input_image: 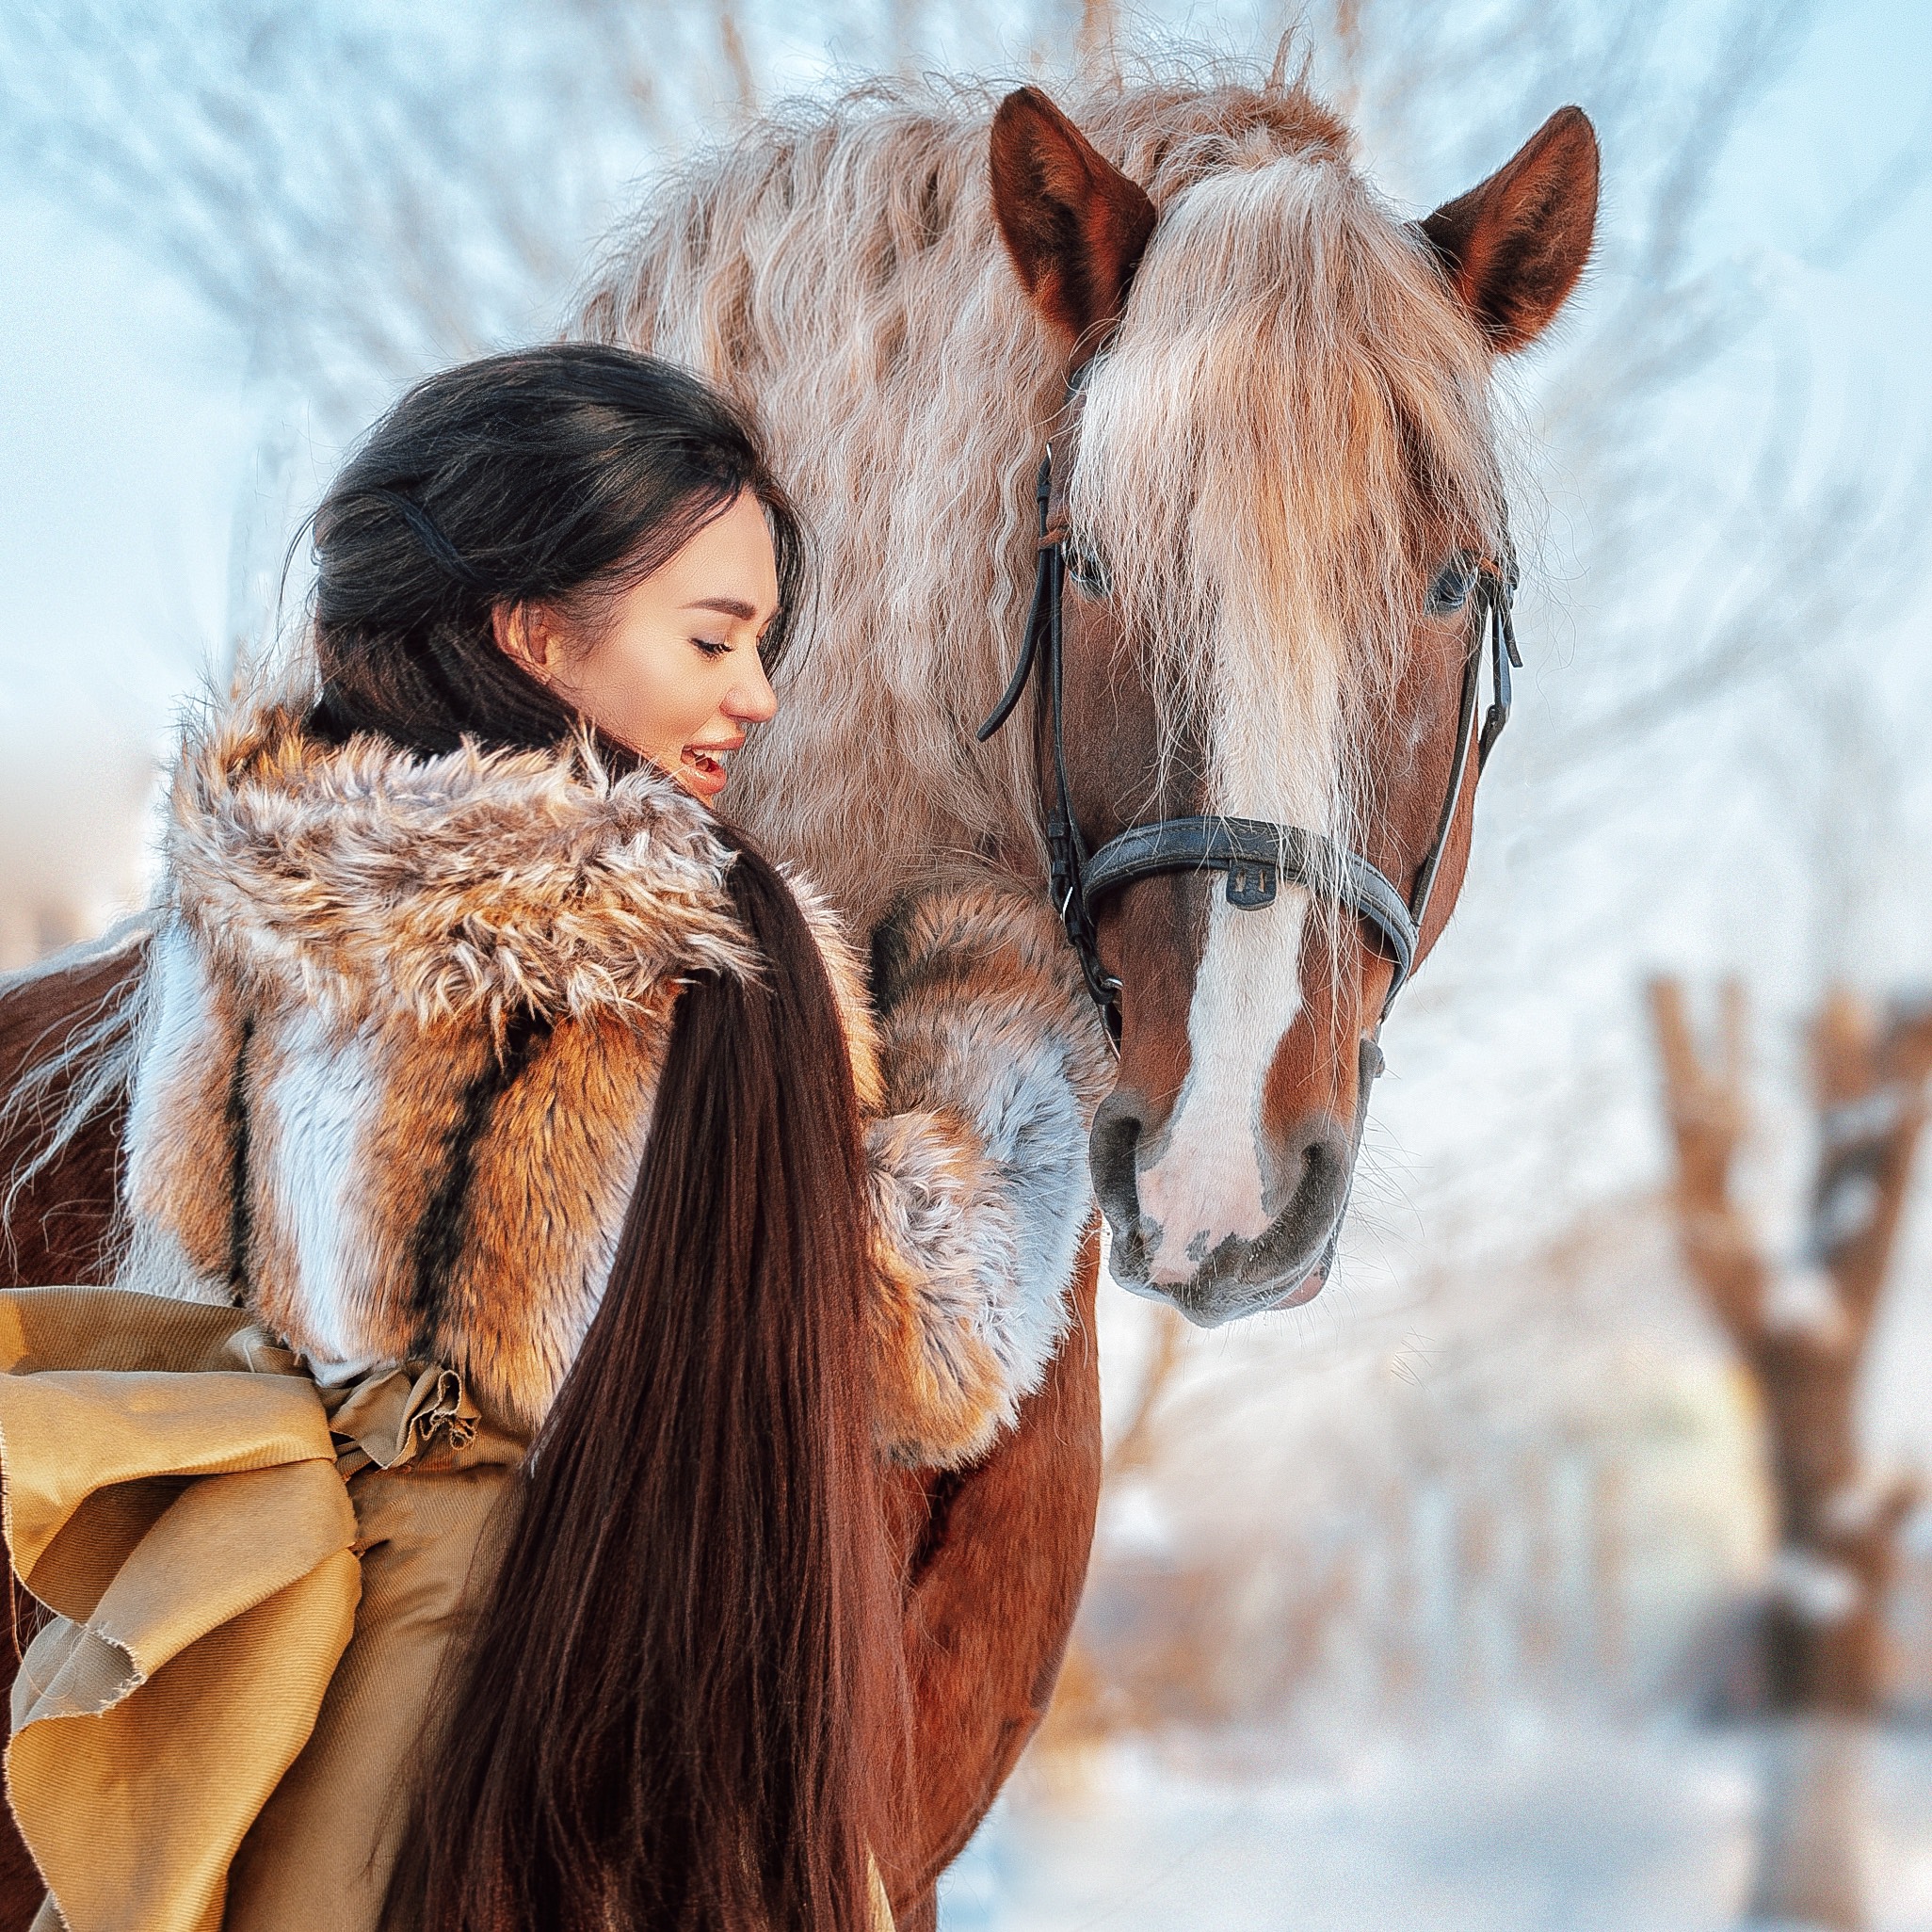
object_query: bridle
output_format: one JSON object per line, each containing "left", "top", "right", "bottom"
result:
{"left": 977, "top": 366, "right": 1521, "bottom": 1052}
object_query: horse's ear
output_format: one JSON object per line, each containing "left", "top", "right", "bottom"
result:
{"left": 990, "top": 87, "right": 1157, "bottom": 349}
{"left": 1418, "top": 106, "right": 1599, "bottom": 354}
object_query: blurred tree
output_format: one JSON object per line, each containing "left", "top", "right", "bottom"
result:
{"left": 1649, "top": 976, "right": 1931, "bottom": 1931}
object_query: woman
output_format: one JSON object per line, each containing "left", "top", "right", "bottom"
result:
{"left": 0, "top": 345, "right": 1108, "bottom": 1932}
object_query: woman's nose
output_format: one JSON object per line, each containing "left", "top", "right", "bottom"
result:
{"left": 727, "top": 660, "right": 779, "bottom": 724}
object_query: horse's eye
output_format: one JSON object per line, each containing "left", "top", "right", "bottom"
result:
{"left": 1427, "top": 554, "right": 1477, "bottom": 616}
{"left": 1066, "top": 547, "right": 1112, "bottom": 600}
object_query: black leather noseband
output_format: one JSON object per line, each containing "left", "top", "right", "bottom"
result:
{"left": 977, "top": 378, "right": 1521, "bottom": 1049}
{"left": 1083, "top": 817, "right": 1424, "bottom": 988}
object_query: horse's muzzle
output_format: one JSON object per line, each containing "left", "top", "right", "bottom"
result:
{"left": 1088, "top": 1092, "right": 1355, "bottom": 1325}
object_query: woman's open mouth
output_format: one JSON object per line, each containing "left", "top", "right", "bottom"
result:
{"left": 679, "top": 744, "right": 733, "bottom": 799}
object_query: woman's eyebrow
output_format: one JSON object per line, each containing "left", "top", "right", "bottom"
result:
{"left": 681, "top": 596, "right": 762, "bottom": 620}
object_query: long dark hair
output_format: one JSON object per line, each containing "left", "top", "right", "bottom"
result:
{"left": 306, "top": 346, "right": 902, "bottom": 1930}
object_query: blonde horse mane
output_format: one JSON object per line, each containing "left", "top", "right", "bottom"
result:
{"left": 0, "top": 913, "right": 153, "bottom": 1256}
{"left": 576, "top": 64, "right": 1505, "bottom": 930}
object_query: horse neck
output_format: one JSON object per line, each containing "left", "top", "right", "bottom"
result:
{"left": 582, "top": 142, "right": 1063, "bottom": 922}
{"left": 727, "top": 682, "right": 1038, "bottom": 933}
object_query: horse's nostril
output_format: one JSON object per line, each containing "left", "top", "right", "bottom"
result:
{"left": 1087, "top": 1090, "right": 1145, "bottom": 1237}
{"left": 1298, "top": 1130, "right": 1344, "bottom": 1202}
{"left": 1245, "top": 1117, "right": 1354, "bottom": 1287}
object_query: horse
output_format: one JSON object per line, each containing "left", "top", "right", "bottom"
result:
{"left": 0, "top": 67, "right": 1596, "bottom": 1930}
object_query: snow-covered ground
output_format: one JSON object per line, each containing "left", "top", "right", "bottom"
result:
{"left": 940, "top": 1717, "right": 1932, "bottom": 1932}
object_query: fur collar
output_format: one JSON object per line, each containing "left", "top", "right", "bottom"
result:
{"left": 164, "top": 687, "right": 759, "bottom": 1040}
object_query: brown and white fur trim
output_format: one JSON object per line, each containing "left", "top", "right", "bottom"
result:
{"left": 120, "top": 689, "right": 1106, "bottom": 1464}
{"left": 863, "top": 886, "right": 1114, "bottom": 1462}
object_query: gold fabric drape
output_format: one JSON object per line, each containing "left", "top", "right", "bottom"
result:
{"left": 0, "top": 1288, "right": 895, "bottom": 1932}
{"left": 0, "top": 1288, "right": 521, "bottom": 1932}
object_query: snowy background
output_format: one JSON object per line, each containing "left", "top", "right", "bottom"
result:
{"left": 944, "top": 1726, "right": 1932, "bottom": 1931}
{"left": 2, "top": 1, "right": 1929, "bottom": 1925}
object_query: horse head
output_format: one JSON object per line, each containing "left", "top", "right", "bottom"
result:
{"left": 987, "top": 87, "right": 1598, "bottom": 1325}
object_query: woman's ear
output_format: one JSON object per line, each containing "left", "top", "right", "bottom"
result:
{"left": 492, "top": 603, "right": 555, "bottom": 679}
{"left": 1417, "top": 105, "right": 1599, "bottom": 354}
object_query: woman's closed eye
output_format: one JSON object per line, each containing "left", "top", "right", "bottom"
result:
{"left": 691, "top": 636, "right": 733, "bottom": 658}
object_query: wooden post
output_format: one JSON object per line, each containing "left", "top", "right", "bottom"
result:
{"left": 1588, "top": 1452, "right": 1629, "bottom": 1701}
{"left": 1377, "top": 1475, "right": 1423, "bottom": 1719}
{"left": 1518, "top": 1447, "right": 1562, "bottom": 1699}
{"left": 1456, "top": 1465, "right": 1499, "bottom": 1706}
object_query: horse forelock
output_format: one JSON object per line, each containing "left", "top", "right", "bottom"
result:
{"left": 574, "top": 68, "right": 1506, "bottom": 932}
{"left": 1070, "top": 137, "right": 1505, "bottom": 879}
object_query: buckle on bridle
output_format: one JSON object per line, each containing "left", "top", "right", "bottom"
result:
{"left": 1225, "top": 860, "right": 1279, "bottom": 909}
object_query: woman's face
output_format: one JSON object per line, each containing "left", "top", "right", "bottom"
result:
{"left": 494, "top": 489, "right": 781, "bottom": 804}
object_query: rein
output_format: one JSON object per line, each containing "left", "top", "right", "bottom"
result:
{"left": 977, "top": 375, "right": 1521, "bottom": 1049}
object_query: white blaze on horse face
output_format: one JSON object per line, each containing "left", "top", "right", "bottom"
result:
{"left": 1132, "top": 593, "right": 1346, "bottom": 1283}
{"left": 1057, "top": 153, "right": 1404, "bottom": 1285}
{"left": 1135, "top": 888, "right": 1311, "bottom": 1280}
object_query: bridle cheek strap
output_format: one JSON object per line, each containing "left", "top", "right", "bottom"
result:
{"left": 978, "top": 419, "right": 1521, "bottom": 1050}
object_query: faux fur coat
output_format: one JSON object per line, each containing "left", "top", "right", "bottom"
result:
{"left": 117, "top": 688, "right": 1112, "bottom": 1467}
